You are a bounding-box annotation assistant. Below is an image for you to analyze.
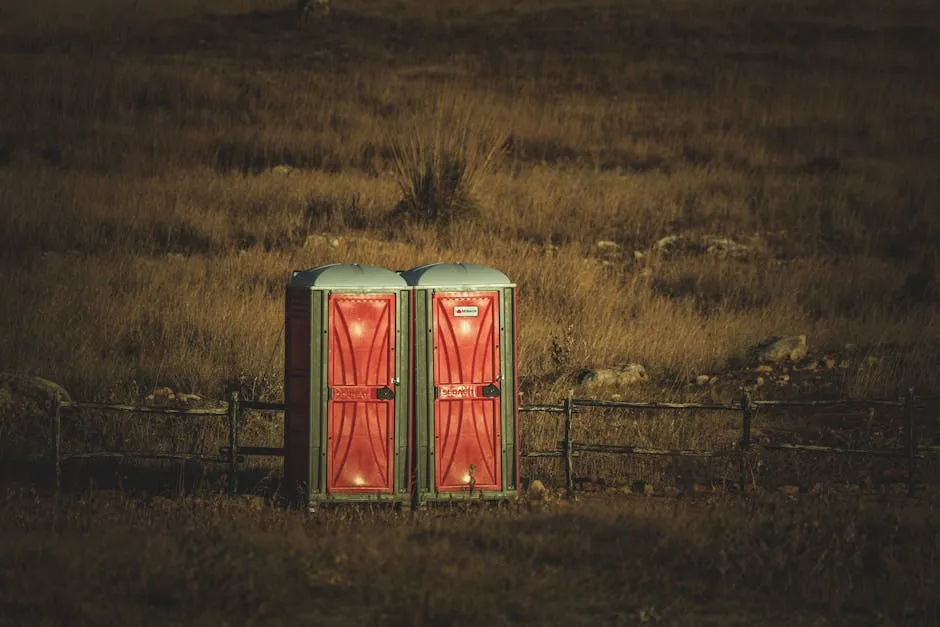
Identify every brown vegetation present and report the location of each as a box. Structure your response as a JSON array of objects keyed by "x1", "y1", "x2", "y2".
[
  {"x1": 2, "y1": 0, "x2": 937, "y2": 404},
  {"x1": 1, "y1": 0, "x2": 939, "y2": 622},
  {"x1": 2, "y1": 487, "x2": 939, "y2": 626}
]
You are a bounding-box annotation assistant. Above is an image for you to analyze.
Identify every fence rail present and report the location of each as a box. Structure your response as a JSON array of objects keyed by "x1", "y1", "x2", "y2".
[
  {"x1": 519, "y1": 404, "x2": 571, "y2": 414},
  {"x1": 50, "y1": 387, "x2": 940, "y2": 498},
  {"x1": 62, "y1": 451, "x2": 224, "y2": 463},
  {"x1": 61, "y1": 400, "x2": 229, "y2": 416},
  {"x1": 572, "y1": 442, "x2": 734, "y2": 457},
  {"x1": 571, "y1": 399, "x2": 737, "y2": 411}
]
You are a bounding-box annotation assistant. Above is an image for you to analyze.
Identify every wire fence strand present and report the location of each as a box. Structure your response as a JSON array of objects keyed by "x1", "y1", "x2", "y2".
[{"x1": 51, "y1": 389, "x2": 940, "y2": 498}]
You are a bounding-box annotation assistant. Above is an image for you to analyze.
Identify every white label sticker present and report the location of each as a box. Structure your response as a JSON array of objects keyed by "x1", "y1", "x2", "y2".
[{"x1": 454, "y1": 306, "x2": 479, "y2": 317}]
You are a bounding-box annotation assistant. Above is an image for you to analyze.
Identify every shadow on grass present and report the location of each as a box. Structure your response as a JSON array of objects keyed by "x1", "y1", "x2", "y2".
[{"x1": 0, "y1": 457, "x2": 279, "y2": 500}]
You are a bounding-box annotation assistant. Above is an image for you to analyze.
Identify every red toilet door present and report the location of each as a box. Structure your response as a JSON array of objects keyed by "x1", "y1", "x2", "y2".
[
  {"x1": 432, "y1": 292, "x2": 502, "y2": 491},
  {"x1": 327, "y1": 294, "x2": 396, "y2": 493}
]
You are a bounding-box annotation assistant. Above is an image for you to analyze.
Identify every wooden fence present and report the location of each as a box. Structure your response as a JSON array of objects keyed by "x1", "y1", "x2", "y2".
[
  {"x1": 51, "y1": 389, "x2": 940, "y2": 497},
  {"x1": 544, "y1": 390, "x2": 940, "y2": 498}
]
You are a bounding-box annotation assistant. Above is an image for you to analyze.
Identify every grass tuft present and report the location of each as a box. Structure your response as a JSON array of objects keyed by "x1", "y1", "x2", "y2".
[{"x1": 388, "y1": 91, "x2": 506, "y2": 226}]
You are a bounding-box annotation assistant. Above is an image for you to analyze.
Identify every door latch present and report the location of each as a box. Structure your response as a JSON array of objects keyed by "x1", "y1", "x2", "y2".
[{"x1": 481, "y1": 384, "x2": 501, "y2": 398}]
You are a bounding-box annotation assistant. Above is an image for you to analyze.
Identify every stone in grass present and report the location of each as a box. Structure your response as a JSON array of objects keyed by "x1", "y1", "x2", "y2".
[
  {"x1": 148, "y1": 386, "x2": 175, "y2": 401},
  {"x1": 526, "y1": 479, "x2": 549, "y2": 502},
  {"x1": 0, "y1": 372, "x2": 72, "y2": 406},
  {"x1": 146, "y1": 388, "x2": 203, "y2": 404},
  {"x1": 750, "y1": 335, "x2": 808, "y2": 364},
  {"x1": 579, "y1": 363, "x2": 649, "y2": 388},
  {"x1": 655, "y1": 234, "x2": 684, "y2": 253},
  {"x1": 702, "y1": 236, "x2": 752, "y2": 259},
  {"x1": 525, "y1": 482, "x2": 552, "y2": 511}
]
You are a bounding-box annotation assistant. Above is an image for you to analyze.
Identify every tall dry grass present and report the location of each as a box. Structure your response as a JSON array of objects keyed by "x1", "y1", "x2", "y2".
[
  {"x1": 0, "y1": 0, "x2": 938, "y2": 465},
  {"x1": 388, "y1": 88, "x2": 507, "y2": 224},
  {"x1": 1, "y1": 4, "x2": 939, "y2": 621}
]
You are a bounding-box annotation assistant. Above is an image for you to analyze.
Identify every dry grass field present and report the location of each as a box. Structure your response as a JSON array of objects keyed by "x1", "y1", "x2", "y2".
[
  {"x1": 2, "y1": 487, "x2": 940, "y2": 626},
  {"x1": 1, "y1": 0, "x2": 939, "y2": 623}
]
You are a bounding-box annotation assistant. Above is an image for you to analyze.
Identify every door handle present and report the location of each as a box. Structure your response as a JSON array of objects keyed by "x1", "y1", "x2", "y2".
[{"x1": 434, "y1": 384, "x2": 501, "y2": 399}]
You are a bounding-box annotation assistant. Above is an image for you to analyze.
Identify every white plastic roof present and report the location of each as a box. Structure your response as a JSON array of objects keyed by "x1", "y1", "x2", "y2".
[
  {"x1": 289, "y1": 264, "x2": 407, "y2": 289},
  {"x1": 400, "y1": 263, "x2": 513, "y2": 287}
]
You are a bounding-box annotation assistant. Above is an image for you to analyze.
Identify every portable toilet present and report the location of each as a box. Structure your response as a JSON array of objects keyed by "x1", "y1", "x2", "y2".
[
  {"x1": 401, "y1": 263, "x2": 519, "y2": 504},
  {"x1": 283, "y1": 264, "x2": 410, "y2": 509}
]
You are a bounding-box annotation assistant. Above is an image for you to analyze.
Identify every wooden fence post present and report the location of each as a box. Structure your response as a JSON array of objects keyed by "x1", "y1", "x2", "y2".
[
  {"x1": 228, "y1": 391, "x2": 240, "y2": 495},
  {"x1": 905, "y1": 387, "x2": 915, "y2": 497},
  {"x1": 53, "y1": 399, "x2": 61, "y2": 493},
  {"x1": 739, "y1": 390, "x2": 752, "y2": 492},
  {"x1": 564, "y1": 391, "x2": 574, "y2": 499}
]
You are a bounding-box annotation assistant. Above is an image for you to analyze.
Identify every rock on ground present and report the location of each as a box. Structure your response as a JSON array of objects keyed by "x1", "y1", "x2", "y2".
[
  {"x1": 0, "y1": 372, "x2": 72, "y2": 405},
  {"x1": 702, "y1": 235, "x2": 751, "y2": 259},
  {"x1": 652, "y1": 233, "x2": 760, "y2": 258},
  {"x1": 526, "y1": 479, "x2": 549, "y2": 502},
  {"x1": 750, "y1": 335, "x2": 808, "y2": 364},
  {"x1": 579, "y1": 363, "x2": 649, "y2": 388}
]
